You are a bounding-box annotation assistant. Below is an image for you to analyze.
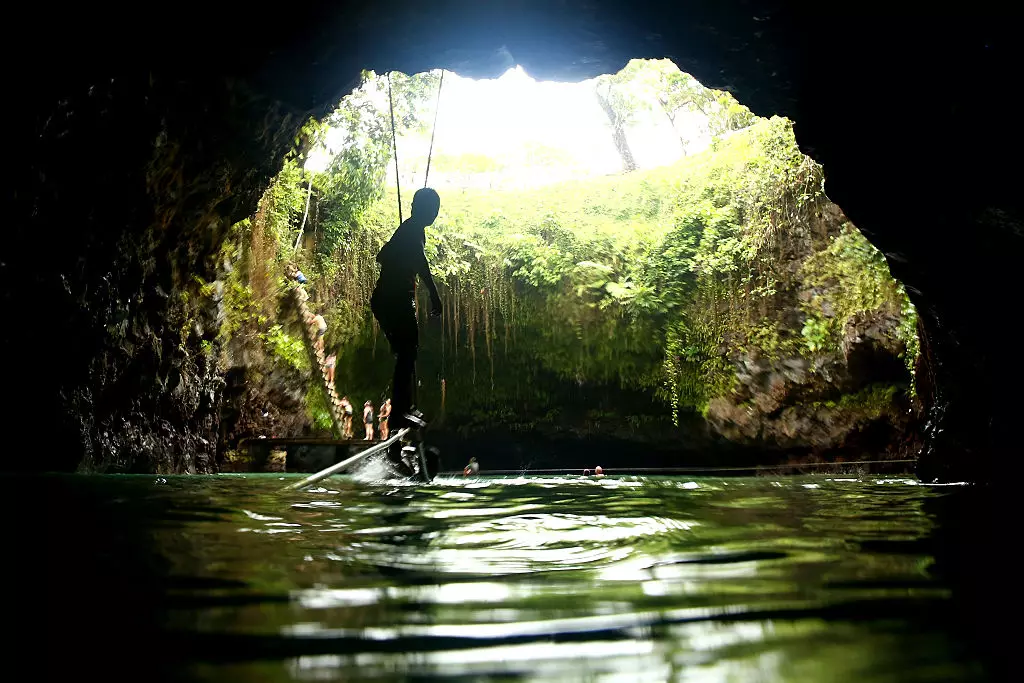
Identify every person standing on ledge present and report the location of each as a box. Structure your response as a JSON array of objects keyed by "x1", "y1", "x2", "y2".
[
  {"x1": 378, "y1": 399, "x2": 391, "y2": 440},
  {"x1": 363, "y1": 400, "x2": 375, "y2": 441},
  {"x1": 340, "y1": 396, "x2": 354, "y2": 439},
  {"x1": 370, "y1": 187, "x2": 442, "y2": 430}
]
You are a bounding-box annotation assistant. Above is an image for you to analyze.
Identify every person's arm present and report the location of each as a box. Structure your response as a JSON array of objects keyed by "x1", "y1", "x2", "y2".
[{"x1": 416, "y1": 248, "x2": 442, "y2": 316}]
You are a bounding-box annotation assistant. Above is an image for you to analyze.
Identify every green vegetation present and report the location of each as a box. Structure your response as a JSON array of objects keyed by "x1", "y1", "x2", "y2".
[
  {"x1": 219, "y1": 60, "x2": 918, "y2": 438},
  {"x1": 800, "y1": 224, "x2": 920, "y2": 382},
  {"x1": 262, "y1": 325, "x2": 309, "y2": 373},
  {"x1": 304, "y1": 378, "x2": 334, "y2": 432},
  {"x1": 594, "y1": 58, "x2": 758, "y2": 168},
  {"x1": 331, "y1": 117, "x2": 916, "y2": 427},
  {"x1": 215, "y1": 70, "x2": 441, "y2": 420}
]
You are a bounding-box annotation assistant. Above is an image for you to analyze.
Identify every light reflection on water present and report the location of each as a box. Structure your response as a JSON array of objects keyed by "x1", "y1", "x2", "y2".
[{"x1": 39, "y1": 474, "x2": 995, "y2": 681}]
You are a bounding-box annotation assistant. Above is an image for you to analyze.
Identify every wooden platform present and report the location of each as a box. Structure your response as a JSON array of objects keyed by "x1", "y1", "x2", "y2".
[
  {"x1": 242, "y1": 437, "x2": 394, "y2": 473},
  {"x1": 241, "y1": 437, "x2": 379, "y2": 448}
]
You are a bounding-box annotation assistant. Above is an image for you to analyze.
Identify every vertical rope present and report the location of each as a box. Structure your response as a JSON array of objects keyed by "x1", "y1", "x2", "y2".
[
  {"x1": 387, "y1": 72, "x2": 403, "y2": 223},
  {"x1": 423, "y1": 69, "x2": 445, "y2": 188},
  {"x1": 292, "y1": 176, "x2": 313, "y2": 253}
]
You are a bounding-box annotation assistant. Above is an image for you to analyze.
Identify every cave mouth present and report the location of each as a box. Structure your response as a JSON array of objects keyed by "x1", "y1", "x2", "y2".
[
  {"x1": 215, "y1": 59, "x2": 922, "y2": 473},
  {"x1": 13, "y1": 2, "x2": 1022, "y2": 483}
]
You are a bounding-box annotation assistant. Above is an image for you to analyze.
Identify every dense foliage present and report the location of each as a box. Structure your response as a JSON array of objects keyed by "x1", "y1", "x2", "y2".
[
  {"x1": 220, "y1": 61, "x2": 918, "y2": 439},
  {"x1": 216, "y1": 71, "x2": 441, "y2": 428},
  {"x1": 355, "y1": 118, "x2": 917, "y2": 428}
]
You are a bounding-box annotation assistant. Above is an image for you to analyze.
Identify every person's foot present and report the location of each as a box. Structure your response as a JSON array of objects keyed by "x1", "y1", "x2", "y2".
[
  {"x1": 384, "y1": 442, "x2": 416, "y2": 477},
  {"x1": 400, "y1": 409, "x2": 427, "y2": 430}
]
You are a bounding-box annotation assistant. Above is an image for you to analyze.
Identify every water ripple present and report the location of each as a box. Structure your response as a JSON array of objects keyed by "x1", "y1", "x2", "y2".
[{"x1": 39, "y1": 473, "x2": 993, "y2": 681}]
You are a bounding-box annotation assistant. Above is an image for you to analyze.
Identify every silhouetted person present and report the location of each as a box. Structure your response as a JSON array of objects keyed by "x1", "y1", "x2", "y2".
[{"x1": 371, "y1": 187, "x2": 442, "y2": 430}]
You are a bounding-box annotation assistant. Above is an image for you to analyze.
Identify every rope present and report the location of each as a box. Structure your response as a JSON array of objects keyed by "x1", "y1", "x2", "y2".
[
  {"x1": 387, "y1": 72, "x2": 403, "y2": 223},
  {"x1": 423, "y1": 69, "x2": 445, "y2": 188},
  {"x1": 422, "y1": 69, "x2": 446, "y2": 406},
  {"x1": 292, "y1": 175, "x2": 313, "y2": 253}
]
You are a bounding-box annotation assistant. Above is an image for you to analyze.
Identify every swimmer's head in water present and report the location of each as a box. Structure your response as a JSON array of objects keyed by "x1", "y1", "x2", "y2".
[{"x1": 411, "y1": 187, "x2": 440, "y2": 225}]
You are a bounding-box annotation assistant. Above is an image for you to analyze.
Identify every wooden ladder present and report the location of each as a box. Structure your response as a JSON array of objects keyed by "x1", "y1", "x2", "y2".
[{"x1": 289, "y1": 287, "x2": 345, "y2": 438}]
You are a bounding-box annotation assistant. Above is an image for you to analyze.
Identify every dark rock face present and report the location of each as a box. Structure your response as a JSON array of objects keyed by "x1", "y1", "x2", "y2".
[
  {"x1": 707, "y1": 338, "x2": 918, "y2": 460},
  {"x1": 704, "y1": 201, "x2": 919, "y2": 458},
  {"x1": 218, "y1": 338, "x2": 310, "y2": 461},
  {"x1": 8, "y1": 1, "x2": 1021, "y2": 479}
]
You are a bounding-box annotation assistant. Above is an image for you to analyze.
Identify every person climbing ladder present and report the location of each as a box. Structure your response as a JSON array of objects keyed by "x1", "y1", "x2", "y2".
[
  {"x1": 312, "y1": 312, "x2": 327, "y2": 354},
  {"x1": 370, "y1": 187, "x2": 442, "y2": 430}
]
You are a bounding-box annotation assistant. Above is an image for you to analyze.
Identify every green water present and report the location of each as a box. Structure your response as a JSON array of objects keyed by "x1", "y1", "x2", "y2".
[{"x1": 32, "y1": 473, "x2": 1002, "y2": 681}]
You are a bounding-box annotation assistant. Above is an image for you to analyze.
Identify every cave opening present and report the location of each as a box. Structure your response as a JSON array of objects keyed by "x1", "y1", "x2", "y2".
[
  {"x1": 11, "y1": 2, "x2": 1021, "y2": 484},
  {"x1": 216, "y1": 59, "x2": 922, "y2": 474},
  {"x1": 12, "y1": 5, "x2": 1022, "y2": 679}
]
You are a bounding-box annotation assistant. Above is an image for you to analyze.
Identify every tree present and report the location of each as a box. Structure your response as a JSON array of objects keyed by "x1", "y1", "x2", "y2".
[
  {"x1": 705, "y1": 91, "x2": 757, "y2": 139},
  {"x1": 617, "y1": 58, "x2": 757, "y2": 150},
  {"x1": 593, "y1": 74, "x2": 640, "y2": 172},
  {"x1": 618, "y1": 59, "x2": 702, "y2": 152},
  {"x1": 304, "y1": 70, "x2": 442, "y2": 268}
]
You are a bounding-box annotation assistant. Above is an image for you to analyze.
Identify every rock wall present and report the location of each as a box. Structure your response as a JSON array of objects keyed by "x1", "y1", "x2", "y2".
[
  {"x1": 7, "y1": 70, "x2": 306, "y2": 472},
  {"x1": 702, "y1": 201, "x2": 920, "y2": 458},
  {"x1": 219, "y1": 339, "x2": 311, "y2": 466}
]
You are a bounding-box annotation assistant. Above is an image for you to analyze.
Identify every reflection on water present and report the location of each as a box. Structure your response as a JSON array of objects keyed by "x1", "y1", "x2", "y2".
[{"x1": 32, "y1": 474, "x2": 1000, "y2": 681}]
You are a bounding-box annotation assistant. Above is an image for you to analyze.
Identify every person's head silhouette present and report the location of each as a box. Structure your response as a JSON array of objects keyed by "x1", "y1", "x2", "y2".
[{"x1": 411, "y1": 188, "x2": 440, "y2": 226}]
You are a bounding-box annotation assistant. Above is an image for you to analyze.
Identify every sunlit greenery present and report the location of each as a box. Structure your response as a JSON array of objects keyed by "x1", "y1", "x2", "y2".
[{"x1": 219, "y1": 60, "x2": 918, "y2": 436}]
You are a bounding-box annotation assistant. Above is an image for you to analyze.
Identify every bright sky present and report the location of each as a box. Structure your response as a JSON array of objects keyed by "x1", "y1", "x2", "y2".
[{"x1": 306, "y1": 65, "x2": 713, "y2": 190}]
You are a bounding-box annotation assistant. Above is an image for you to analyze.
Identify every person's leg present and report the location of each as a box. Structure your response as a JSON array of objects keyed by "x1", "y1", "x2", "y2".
[
  {"x1": 373, "y1": 292, "x2": 418, "y2": 420},
  {"x1": 391, "y1": 351, "x2": 415, "y2": 422},
  {"x1": 391, "y1": 299, "x2": 420, "y2": 424}
]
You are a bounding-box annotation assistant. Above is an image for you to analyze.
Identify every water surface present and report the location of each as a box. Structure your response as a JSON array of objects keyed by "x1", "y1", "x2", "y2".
[{"x1": 35, "y1": 473, "x2": 1002, "y2": 681}]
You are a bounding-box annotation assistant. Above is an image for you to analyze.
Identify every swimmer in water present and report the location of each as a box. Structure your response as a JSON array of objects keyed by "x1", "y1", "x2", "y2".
[{"x1": 463, "y1": 457, "x2": 479, "y2": 476}]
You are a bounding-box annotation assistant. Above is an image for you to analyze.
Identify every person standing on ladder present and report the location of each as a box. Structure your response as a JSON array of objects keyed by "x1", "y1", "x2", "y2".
[{"x1": 371, "y1": 187, "x2": 442, "y2": 430}]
